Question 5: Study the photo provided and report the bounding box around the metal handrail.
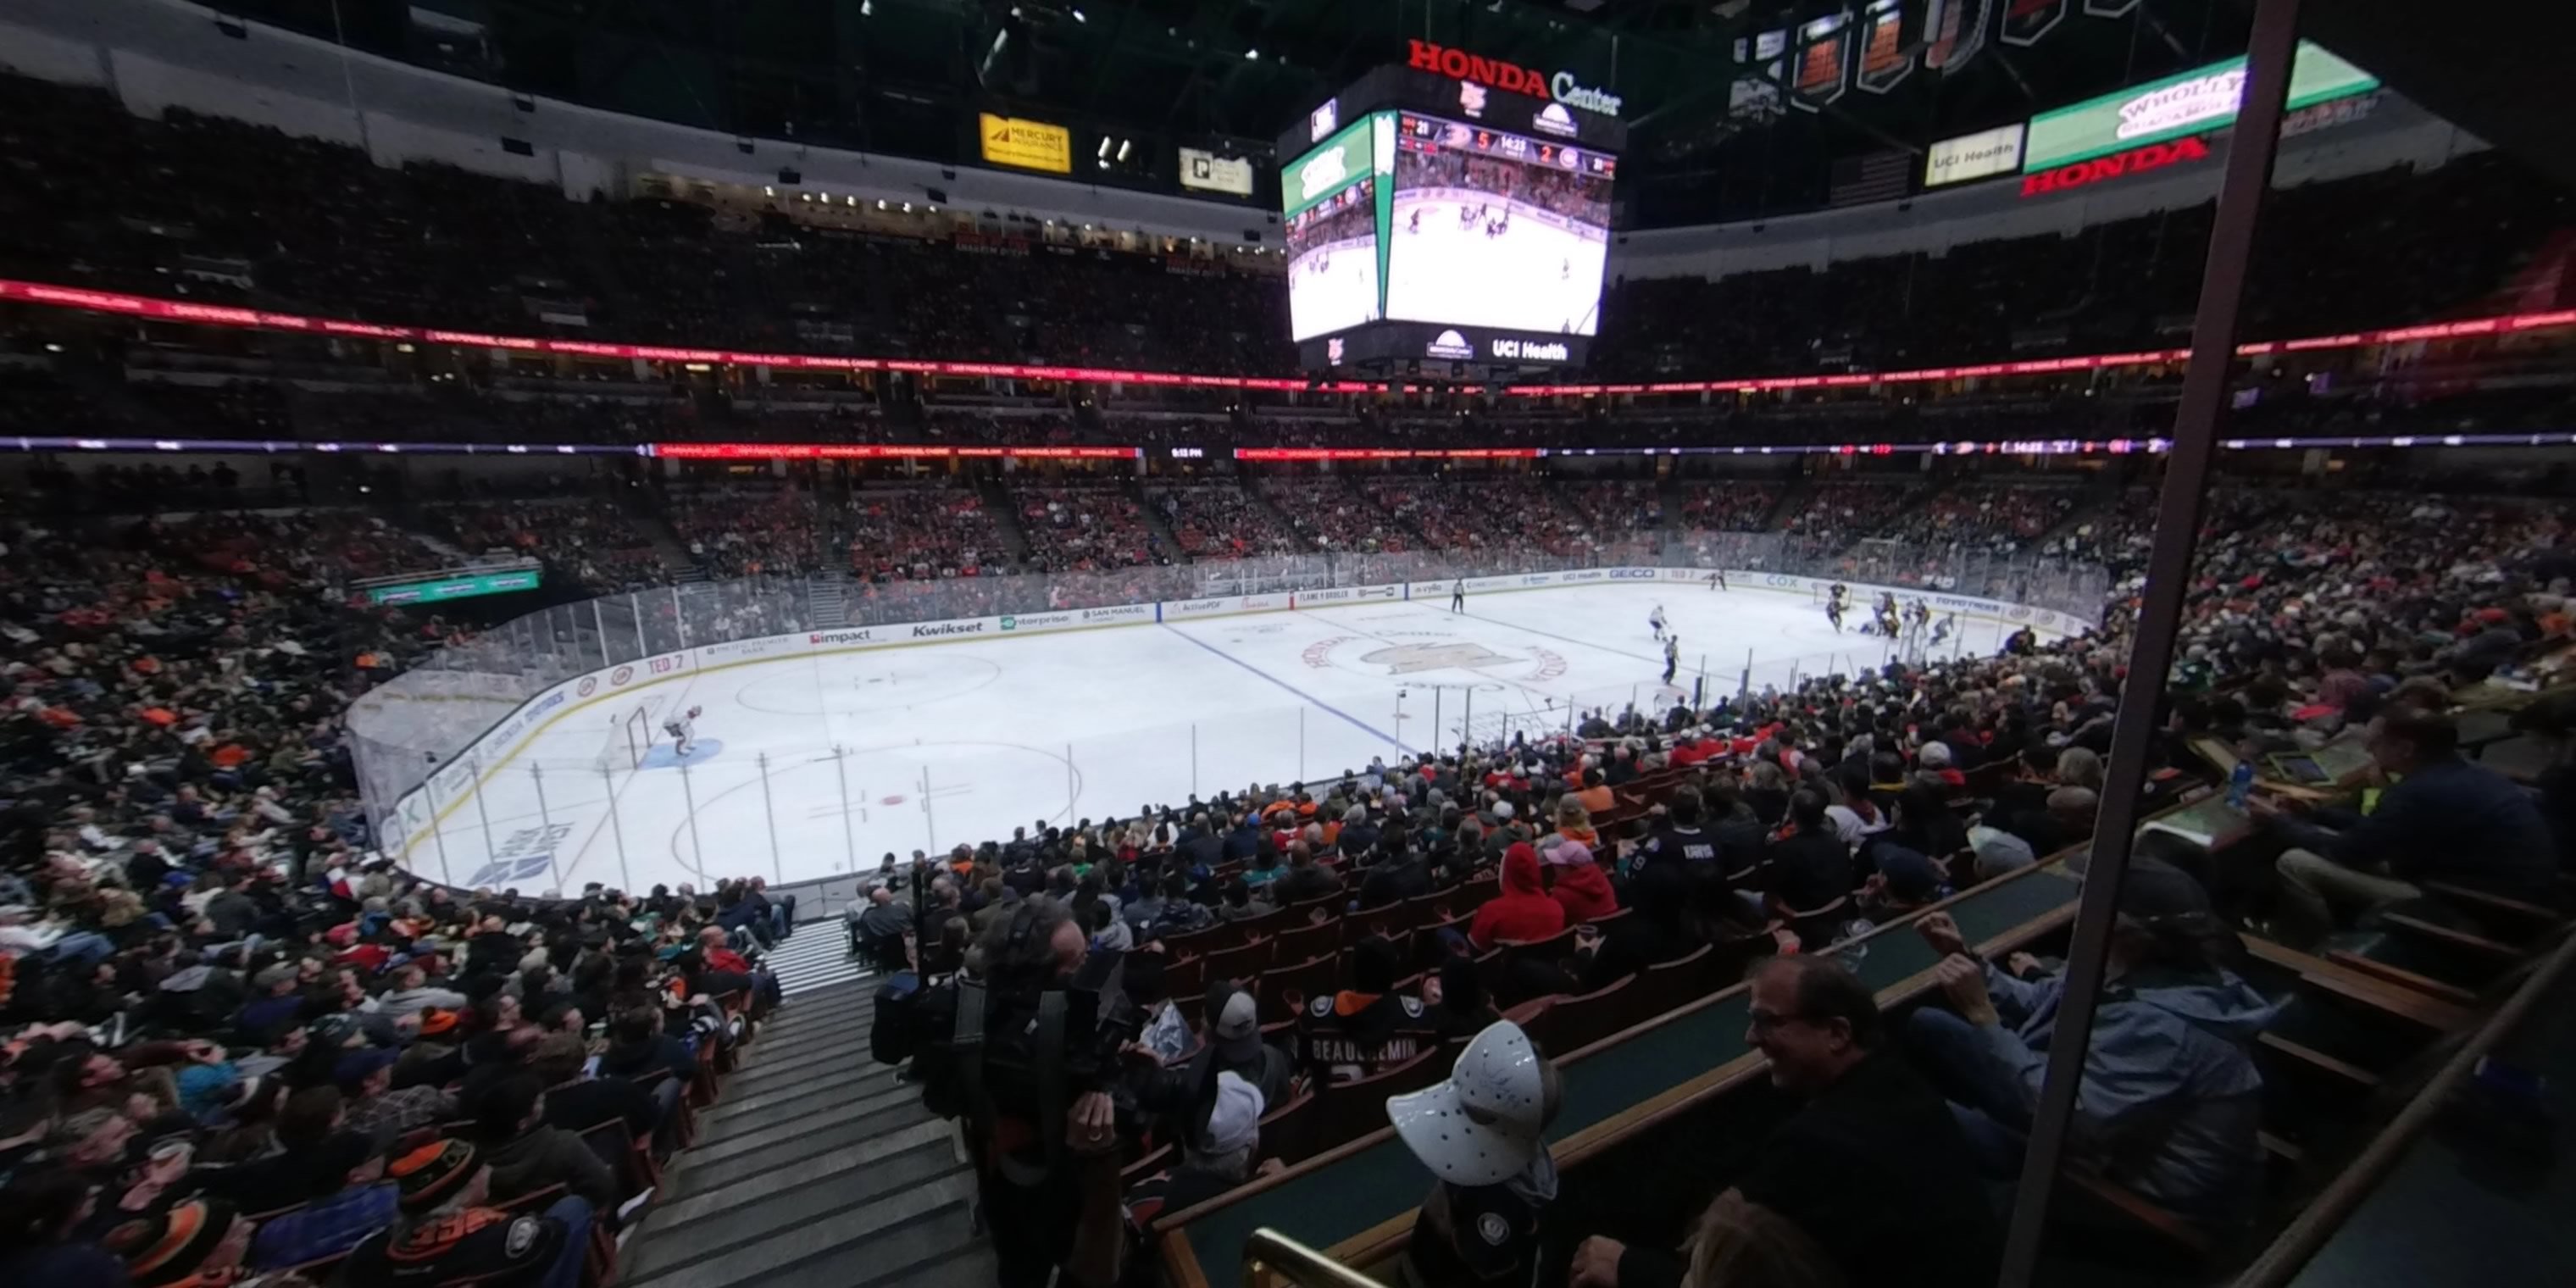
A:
[1243,1228,1392,1288]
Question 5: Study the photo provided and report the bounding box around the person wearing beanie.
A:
[1136,1070,1270,1219]
[1467,842,1565,952]
[103,1196,253,1288]
[342,1139,590,1288]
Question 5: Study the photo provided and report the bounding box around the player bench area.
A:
[1152,782,2568,1287]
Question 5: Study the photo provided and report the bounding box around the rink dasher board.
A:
[383,568,2090,863]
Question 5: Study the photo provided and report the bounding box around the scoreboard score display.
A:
[1280,60,1624,375]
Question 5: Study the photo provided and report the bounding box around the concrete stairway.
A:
[616,980,993,1288]
[804,575,851,630]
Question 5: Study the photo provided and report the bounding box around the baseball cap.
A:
[1198,1070,1265,1158]
[1385,1019,1554,1187]
[416,1008,460,1036]
[1212,988,1263,1064]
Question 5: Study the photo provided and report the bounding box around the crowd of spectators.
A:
[1675,480,1785,532]
[0,495,813,1288]
[1360,477,1601,556]
[2048,486,2160,574]
[1876,482,2087,555]
[433,500,669,592]
[1258,477,1418,553]
[1147,484,1303,561]
[1779,480,1926,541]
[669,487,821,578]
[1561,480,1665,536]
[840,484,1013,583]
[3,445,2573,1288]
[1011,484,1168,573]
[844,467,2575,1285]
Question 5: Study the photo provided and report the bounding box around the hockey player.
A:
[1825,596,1845,633]
[1932,612,1957,646]
[1707,569,1727,592]
[1450,579,1467,613]
[663,705,703,758]
[1648,603,1668,642]
[1408,207,1422,234]
[1661,635,1679,686]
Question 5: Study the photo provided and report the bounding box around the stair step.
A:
[685,1080,924,1169]
[723,1034,877,1091]
[625,1125,963,1279]
[703,1067,911,1128]
[739,1017,875,1069]
[671,1096,938,1194]
[624,1167,977,1288]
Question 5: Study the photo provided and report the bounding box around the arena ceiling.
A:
[228,0,2266,224]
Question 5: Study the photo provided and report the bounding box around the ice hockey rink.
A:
[1385,197,1607,336]
[1287,237,1381,340]
[397,582,2039,896]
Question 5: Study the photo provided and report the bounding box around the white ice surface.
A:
[1384,197,1606,336]
[1287,242,1380,341]
[404,583,2021,893]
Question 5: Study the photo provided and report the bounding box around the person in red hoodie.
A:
[1542,837,1619,924]
[1470,842,1568,950]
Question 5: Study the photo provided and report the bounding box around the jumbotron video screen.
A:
[1386,111,1614,336]
[1283,112,1390,342]
[1280,68,1623,370]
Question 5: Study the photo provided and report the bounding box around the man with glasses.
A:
[1569,954,1997,1288]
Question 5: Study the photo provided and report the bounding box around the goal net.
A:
[595,699,661,773]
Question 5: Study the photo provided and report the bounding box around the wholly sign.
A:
[1406,40,1624,117]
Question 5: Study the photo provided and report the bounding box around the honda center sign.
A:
[1406,40,1624,118]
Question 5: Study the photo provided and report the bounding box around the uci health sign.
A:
[2020,40,2376,173]
[1923,124,2026,188]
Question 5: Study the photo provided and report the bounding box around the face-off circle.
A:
[1300,633,1568,684]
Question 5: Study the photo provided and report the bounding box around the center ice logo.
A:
[1363,641,1518,675]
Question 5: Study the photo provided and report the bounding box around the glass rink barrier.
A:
[345,537,2107,902]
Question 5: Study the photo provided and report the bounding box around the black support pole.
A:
[1991,1,2306,1284]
